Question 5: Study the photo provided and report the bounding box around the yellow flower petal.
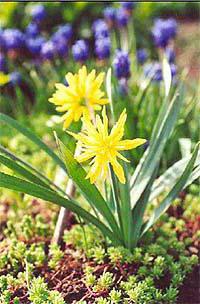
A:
[117,139,146,150]
[49,66,109,129]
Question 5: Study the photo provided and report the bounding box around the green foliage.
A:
[29,277,65,304]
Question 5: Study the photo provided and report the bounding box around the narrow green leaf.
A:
[0,154,49,188]
[0,113,66,171]
[119,164,134,250]
[131,167,158,248]
[56,138,122,240]
[150,152,200,201]
[0,172,122,246]
[130,91,182,209]
[0,144,66,196]
[141,142,200,236]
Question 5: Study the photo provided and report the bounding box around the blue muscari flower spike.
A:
[137,49,148,65]
[113,49,130,79]
[40,40,55,60]
[53,39,68,58]
[10,71,22,85]
[2,29,25,50]
[152,18,178,48]
[72,39,89,62]
[0,54,7,72]
[144,62,177,82]
[103,7,116,24]
[144,62,162,81]
[55,24,73,41]
[116,8,129,28]
[95,37,111,60]
[26,36,45,56]
[26,22,40,38]
[121,2,136,11]
[31,4,46,23]
[92,19,109,39]
[165,47,175,63]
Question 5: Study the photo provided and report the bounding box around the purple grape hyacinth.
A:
[152,18,178,48]
[95,37,111,60]
[137,49,148,65]
[144,62,177,81]
[55,24,73,41]
[26,36,45,56]
[26,23,40,38]
[116,8,129,28]
[53,39,68,58]
[72,40,89,62]
[40,40,55,60]
[2,29,25,50]
[121,2,136,12]
[31,5,46,23]
[92,19,109,39]
[103,7,116,25]
[113,50,130,79]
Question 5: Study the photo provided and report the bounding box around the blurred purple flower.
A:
[116,8,129,28]
[152,18,178,48]
[144,62,177,81]
[55,24,73,41]
[103,7,116,24]
[25,22,40,38]
[40,40,55,60]
[72,39,89,62]
[121,2,136,11]
[2,29,25,50]
[113,50,130,79]
[31,5,46,23]
[26,36,45,56]
[92,19,109,38]
[137,49,148,65]
[95,37,111,60]
[53,39,68,57]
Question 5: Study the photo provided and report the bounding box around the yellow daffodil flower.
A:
[49,66,109,129]
[68,107,146,184]
[0,72,10,86]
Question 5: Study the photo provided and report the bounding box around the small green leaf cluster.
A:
[48,243,64,269]
[4,214,51,241]
[29,277,65,304]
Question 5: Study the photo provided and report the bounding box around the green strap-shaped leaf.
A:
[130,90,182,209]
[118,163,134,250]
[0,113,66,171]
[0,172,122,246]
[0,144,66,196]
[0,154,49,188]
[131,167,158,248]
[57,138,123,241]
[149,152,200,201]
[141,142,200,236]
